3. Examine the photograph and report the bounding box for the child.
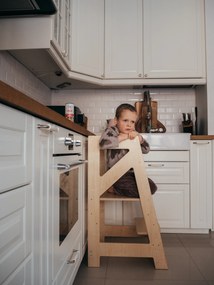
[99,103,157,198]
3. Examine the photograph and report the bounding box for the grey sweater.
[99,126,150,169]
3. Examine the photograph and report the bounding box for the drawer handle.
[147,163,164,167]
[193,141,210,145]
[67,249,79,264]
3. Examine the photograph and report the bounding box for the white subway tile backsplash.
[52,87,196,134]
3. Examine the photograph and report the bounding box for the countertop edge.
[0,80,94,137]
[191,135,214,140]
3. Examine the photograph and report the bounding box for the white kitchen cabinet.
[32,118,54,285]
[105,150,190,230]
[0,2,72,75]
[190,140,212,229]
[0,104,32,194]
[53,0,72,67]
[144,151,190,229]
[0,185,33,285]
[67,0,205,85]
[104,0,143,79]
[71,0,104,78]
[52,232,82,285]
[143,0,206,79]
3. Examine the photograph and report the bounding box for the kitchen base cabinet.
[0,103,87,284]
[2,256,32,285]
[0,104,33,193]
[190,140,212,230]
[144,151,190,230]
[153,184,189,229]
[0,185,32,285]
[104,150,190,231]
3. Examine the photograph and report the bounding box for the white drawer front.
[0,185,32,284]
[0,104,32,193]
[53,232,82,285]
[145,162,189,183]
[144,150,189,162]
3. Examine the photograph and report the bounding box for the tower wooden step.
[135,217,147,235]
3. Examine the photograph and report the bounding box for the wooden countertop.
[0,80,94,137]
[191,135,214,140]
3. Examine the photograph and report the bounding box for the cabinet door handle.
[37,124,59,132]
[147,163,164,167]
[67,249,79,264]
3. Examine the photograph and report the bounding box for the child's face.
[116,109,137,134]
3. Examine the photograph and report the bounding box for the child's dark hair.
[115,103,137,119]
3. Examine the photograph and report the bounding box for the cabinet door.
[71,0,104,77]
[0,185,32,284]
[153,184,189,228]
[143,0,205,78]
[105,0,143,78]
[52,0,72,67]
[190,140,212,229]
[0,104,32,193]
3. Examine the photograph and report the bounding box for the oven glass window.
[59,168,78,245]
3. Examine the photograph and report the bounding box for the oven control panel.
[53,126,82,155]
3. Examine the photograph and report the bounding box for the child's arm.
[99,126,119,149]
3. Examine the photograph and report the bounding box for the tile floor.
[74,232,214,285]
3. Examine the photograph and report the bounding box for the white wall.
[51,88,196,134]
[0,51,51,105]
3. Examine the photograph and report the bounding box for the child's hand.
[128,131,138,140]
[128,131,144,144]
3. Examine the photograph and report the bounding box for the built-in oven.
[51,127,86,281]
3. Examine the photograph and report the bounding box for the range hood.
[0,0,57,17]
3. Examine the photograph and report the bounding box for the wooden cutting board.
[135,101,165,133]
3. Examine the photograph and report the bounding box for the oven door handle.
[57,160,87,170]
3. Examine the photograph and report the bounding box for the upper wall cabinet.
[143,0,206,79]
[0,0,206,87]
[104,0,143,79]
[71,0,206,84]
[71,0,104,78]
[52,0,72,67]
[0,0,72,77]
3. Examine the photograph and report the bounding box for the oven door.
[52,155,84,280]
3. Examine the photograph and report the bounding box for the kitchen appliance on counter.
[135,91,166,133]
[48,105,87,128]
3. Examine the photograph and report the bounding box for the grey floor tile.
[72,233,214,285]
[105,253,204,282]
[73,277,105,285]
[186,247,214,281]
[74,256,108,282]
[178,232,214,248]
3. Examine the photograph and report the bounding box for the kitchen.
[0,0,214,284]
